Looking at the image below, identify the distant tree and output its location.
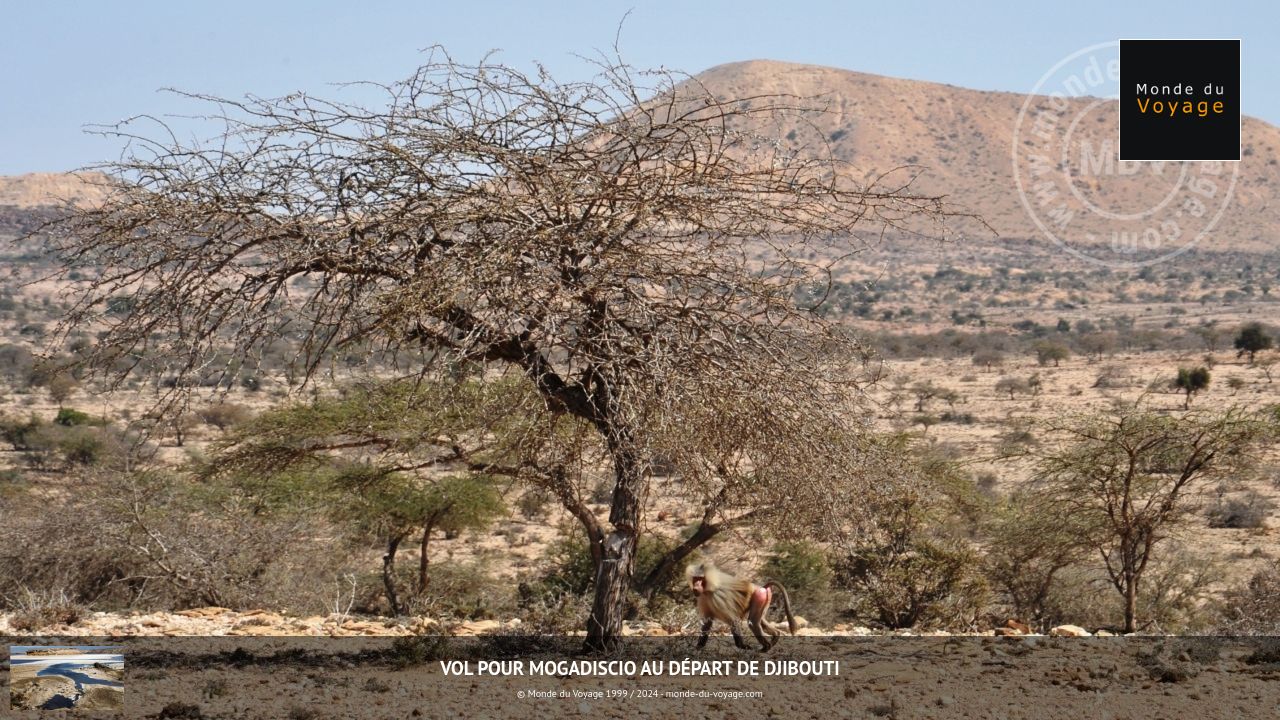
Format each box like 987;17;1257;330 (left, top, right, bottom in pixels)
972;349;1005;372
995;376;1030;400
1077;332;1117;362
1175;366;1211;409
196;403;252;431
1034;404;1272;632
168;412;199;448
912;413;939;434
1032;340;1071;367
1235;322;1273;364
1056;318;1071;333
1191;324;1223;352
411;474;505;594
46;373;77;408
911;381;960;412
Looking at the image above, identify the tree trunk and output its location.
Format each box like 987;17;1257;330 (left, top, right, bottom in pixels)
417;521;434;595
584;440;644;651
1123;578;1138;634
383;533;405;617
545;466;605;568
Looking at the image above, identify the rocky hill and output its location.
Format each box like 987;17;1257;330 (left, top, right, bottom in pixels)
689;60;1280;253
0;172;112;209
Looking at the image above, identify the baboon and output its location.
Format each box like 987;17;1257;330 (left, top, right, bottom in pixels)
686;560;797;651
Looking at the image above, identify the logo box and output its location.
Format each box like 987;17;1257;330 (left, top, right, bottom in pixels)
1119;39;1241;161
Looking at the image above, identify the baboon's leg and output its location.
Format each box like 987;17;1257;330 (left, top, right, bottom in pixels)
762;618;784;649
749;619;773;651
747;587;776;650
696;618;713;649
731;622;748;649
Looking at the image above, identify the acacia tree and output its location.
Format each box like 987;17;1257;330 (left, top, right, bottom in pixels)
1234;322;1273;364
325;467;502;615
1033;404;1271;633
1174;366;1210;409
47;51;961;648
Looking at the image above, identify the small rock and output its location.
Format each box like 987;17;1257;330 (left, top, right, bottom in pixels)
1004;618;1032;634
1049;625;1091;637
176;606;231;618
456;619;502;635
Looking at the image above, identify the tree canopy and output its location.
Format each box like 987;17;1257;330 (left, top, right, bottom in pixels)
1032;404;1273;632
1234;322;1273;364
47;50;967;648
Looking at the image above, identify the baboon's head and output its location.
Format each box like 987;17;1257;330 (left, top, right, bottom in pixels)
685;561;711;594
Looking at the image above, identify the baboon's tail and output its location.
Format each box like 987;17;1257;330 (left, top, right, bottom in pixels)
765;581;798;635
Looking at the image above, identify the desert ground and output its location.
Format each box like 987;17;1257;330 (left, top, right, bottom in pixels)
2;636;1277;719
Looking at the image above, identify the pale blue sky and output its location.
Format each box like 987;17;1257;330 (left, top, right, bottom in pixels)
2;0;1274;173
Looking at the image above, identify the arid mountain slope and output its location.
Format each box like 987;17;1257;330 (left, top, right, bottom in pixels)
0;172;111;208
690;60;1280;253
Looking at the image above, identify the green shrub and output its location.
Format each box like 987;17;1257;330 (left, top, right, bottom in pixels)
1206;492;1273;529
524;526;683;617
8;595;83;631
388;635;452;669
539;528;596;597
837;537;985;629
763;541;832;593
761;541;835;624
57;427;112;466
0;415;45;450
415;560;512;620
832;443;989;629
55;407;104;427
1218;562;1280;635
635;534;681;593
516;487;553;519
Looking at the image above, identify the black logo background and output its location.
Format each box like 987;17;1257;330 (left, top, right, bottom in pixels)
1120;39;1240;161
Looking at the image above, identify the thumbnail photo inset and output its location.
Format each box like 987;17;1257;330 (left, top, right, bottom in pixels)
9;645;124;711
